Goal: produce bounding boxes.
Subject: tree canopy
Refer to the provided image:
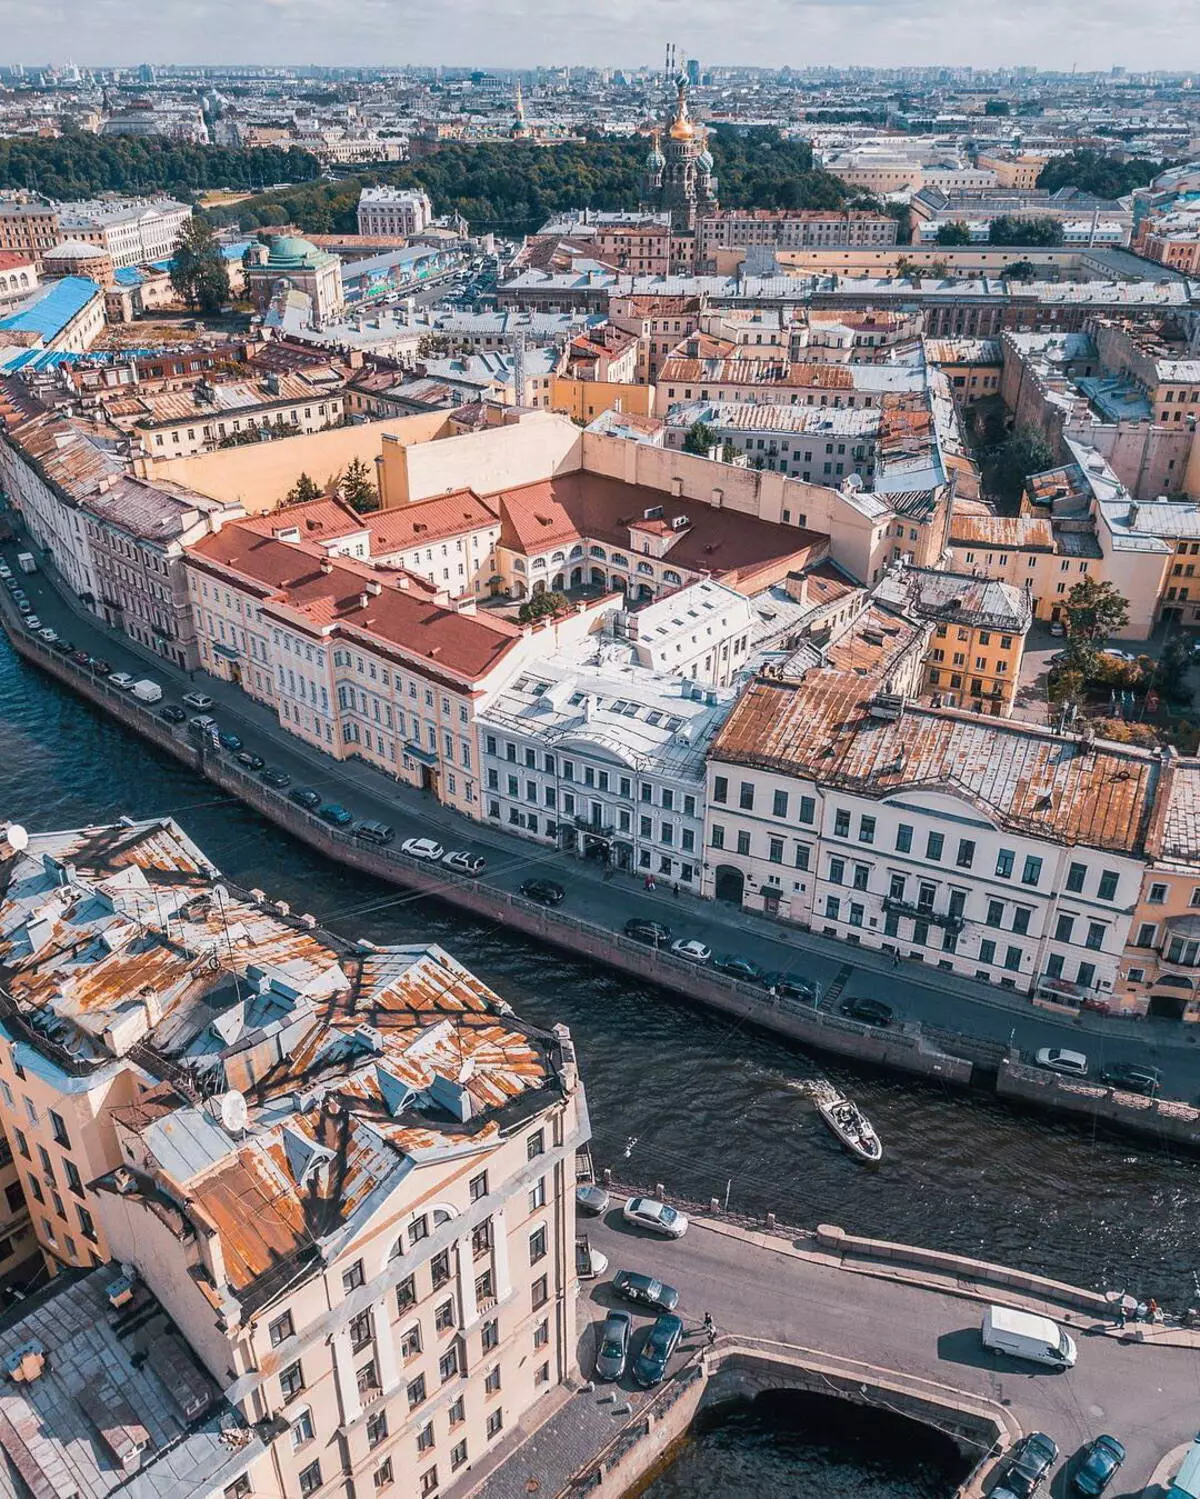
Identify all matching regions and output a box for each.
[988,215,1064,246]
[1036,150,1167,200]
[935,220,972,246]
[285,473,322,505]
[338,456,379,514]
[1064,577,1130,675]
[169,216,230,313]
[682,421,716,456]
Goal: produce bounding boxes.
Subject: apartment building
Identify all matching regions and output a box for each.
[357,186,434,238]
[975,153,1049,190]
[0,817,589,1498]
[695,208,898,268]
[607,293,707,382]
[910,187,1133,248]
[702,624,1157,1004]
[0,203,61,264]
[55,196,192,268]
[0,251,37,308]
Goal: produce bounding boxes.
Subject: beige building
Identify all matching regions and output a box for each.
[0,251,38,307]
[357,186,433,238]
[0,203,62,264]
[0,817,589,1499]
[54,195,192,268]
[245,235,346,325]
[976,152,1048,190]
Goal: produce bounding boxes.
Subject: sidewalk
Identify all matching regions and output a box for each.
[5,531,1200,1100]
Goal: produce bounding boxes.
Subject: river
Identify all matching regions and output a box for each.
[1,632,1195,1494]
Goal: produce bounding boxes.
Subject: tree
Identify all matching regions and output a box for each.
[983,427,1056,508]
[935,220,972,246]
[1037,149,1167,200]
[1064,578,1129,676]
[170,216,231,314]
[682,421,717,456]
[984,99,1011,116]
[1157,634,1195,704]
[285,473,322,505]
[720,440,740,464]
[1002,259,1037,281]
[518,590,569,623]
[988,215,1064,247]
[339,456,379,514]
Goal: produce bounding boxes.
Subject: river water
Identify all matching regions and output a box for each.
[2,634,1196,1494]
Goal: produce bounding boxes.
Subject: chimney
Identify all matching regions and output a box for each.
[366,579,382,596]
[358,591,370,610]
[4,1342,46,1383]
[319,558,334,574]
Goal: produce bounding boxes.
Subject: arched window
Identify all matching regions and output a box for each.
[589,545,607,559]
[637,560,654,575]
[664,570,682,585]
[531,557,546,570]
[551,551,566,564]
[513,558,526,573]
[610,553,628,568]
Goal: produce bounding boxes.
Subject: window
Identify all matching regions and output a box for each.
[290,1408,315,1450]
[408,1374,427,1409]
[269,1311,294,1347]
[995,849,1014,879]
[859,815,876,844]
[773,789,789,819]
[1021,855,1042,887]
[1012,908,1031,936]
[487,1410,504,1439]
[374,1457,395,1490]
[482,1318,499,1351]
[925,832,944,862]
[367,1411,388,1449]
[401,1324,422,1360]
[1136,922,1157,947]
[1085,921,1106,951]
[986,899,1004,927]
[469,1170,489,1202]
[527,1129,545,1160]
[48,1111,70,1149]
[280,1360,305,1402]
[1004,946,1022,972]
[396,1275,416,1312]
[356,1360,379,1397]
[528,1177,546,1213]
[299,1461,322,1497]
[529,1225,547,1263]
[834,809,851,838]
[63,1159,83,1197]
[824,895,840,921]
[895,824,912,853]
[420,1468,439,1498]
[1066,862,1086,893]
[1055,913,1075,943]
[342,1260,365,1294]
[435,1299,455,1333]
[736,830,751,857]
[1148,882,1168,904]
[853,864,869,891]
[829,856,845,885]
[534,1317,550,1348]
[1077,961,1096,989]
[225,1480,251,1499]
[452,1439,469,1470]
[979,939,996,966]
[956,839,975,869]
[484,1364,502,1395]
[350,1309,373,1353]
[799,796,815,824]
[710,824,725,850]
[1097,870,1119,902]
[439,1346,460,1383]
[769,837,784,864]
[532,1274,549,1309]
[76,1205,96,1242]
[475,1269,495,1304]
[449,1396,466,1426]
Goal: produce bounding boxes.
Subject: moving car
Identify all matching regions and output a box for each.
[576,1182,610,1216]
[1099,1063,1160,1096]
[1034,1047,1088,1078]
[400,837,445,862]
[1072,1435,1126,1496]
[182,692,214,711]
[354,820,395,846]
[217,731,243,752]
[632,1313,684,1388]
[109,671,136,691]
[520,879,565,906]
[622,1197,688,1239]
[669,938,711,964]
[981,1305,1077,1369]
[1001,1432,1060,1497]
[594,1310,633,1382]
[716,953,765,983]
[443,850,486,876]
[236,752,266,771]
[624,918,672,947]
[841,997,894,1027]
[319,803,353,827]
[610,1270,679,1313]
[289,787,322,810]
[260,768,292,790]
[159,705,186,724]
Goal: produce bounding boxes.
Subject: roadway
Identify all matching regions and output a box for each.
[5,536,1200,1106]
[577,1208,1200,1497]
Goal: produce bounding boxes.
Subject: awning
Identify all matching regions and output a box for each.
[212,643,240,661]
[403,742,439,768]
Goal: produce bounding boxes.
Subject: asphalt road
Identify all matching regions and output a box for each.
[6,540,1200,1105]
[578,1208,1200,1497]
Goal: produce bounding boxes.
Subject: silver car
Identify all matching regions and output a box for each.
[595,1310,632,1382]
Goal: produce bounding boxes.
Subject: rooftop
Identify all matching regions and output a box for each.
[874,564,1032,632]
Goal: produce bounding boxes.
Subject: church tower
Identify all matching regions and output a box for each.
[642,73,717,232]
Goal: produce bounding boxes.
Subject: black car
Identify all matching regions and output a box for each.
[289,786,322,810]
[89,658,111,675]
[1072,1435,1125,1497]
[319,802,354,827]
[1004,1432,1059,1498]
[610,1270,679,1313]
[260,768,292,790]
[1099,1063,1161,1096]
[159,705,187,724]
[218,731,243,753]
[520,879,565,906]
[775,973,819,1003]
[841,997,894,1028]
[716,953,766,983]
[632,1313,684,1388]
[236,751,266,772]
[50,638,73,654]
[624,918,672,947]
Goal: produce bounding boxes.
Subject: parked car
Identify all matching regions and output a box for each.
[1034,1047,1088,1078]
[188,714,219,740]
[576,1182,610,1216]
[17,600,33,616]
[443,850,486,876]
[400,837,445,862]
[632,1313,685,1388]
[1048,620,1066,637]
[109,671,136,691]
[622,1197,688,1239]
[24,615,40,630]
[289,787,322,810]
[236,752,266,771]
[716,953,766,983]
[260,768,292,790]
[159,705,187,724]
[37,627,57,644]
[611,1270,679,1313]
[1099,1063,1160,1096]
[624,918,672,947]
[0,565,10,579]
[594,1310,633,1382]
[520,878,565,906]
[319,803,354,827]
[51,639,75,656]
[841,997,894,1027]
[669,938,711,964]
[1002,1432,1059,1498]
[1071,1435,1126,1497]
[89,658,111,675]
[354,820,395,846]
[182,692,214,711]
[217,731,243,752]
[775,973,819,1003]
[69,650,90,666]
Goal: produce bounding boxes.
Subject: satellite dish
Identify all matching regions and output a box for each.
[219,1090,248,1135]
[4,825,28,852]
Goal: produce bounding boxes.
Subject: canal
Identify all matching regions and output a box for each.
[2,633,1195,1493]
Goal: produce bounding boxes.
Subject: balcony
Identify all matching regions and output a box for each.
[883,895,964,933]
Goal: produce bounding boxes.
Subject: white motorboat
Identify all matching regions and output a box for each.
[814,1085,883,1164]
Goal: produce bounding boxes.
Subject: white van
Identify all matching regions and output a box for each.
[131,679,163,704]
[1168,1434,1200,1498]
[980,1305,1077,1369]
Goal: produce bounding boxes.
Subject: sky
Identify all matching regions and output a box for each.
[3,0,1199,74]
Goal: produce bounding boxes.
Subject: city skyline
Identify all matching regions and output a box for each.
[3,0,1199,76]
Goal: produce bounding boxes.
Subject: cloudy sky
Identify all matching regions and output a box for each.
[4,0,1198,72]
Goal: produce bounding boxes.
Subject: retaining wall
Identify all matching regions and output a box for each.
[997,1059,1200,1149]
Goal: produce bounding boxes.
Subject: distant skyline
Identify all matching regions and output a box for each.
[4,0,1200,77]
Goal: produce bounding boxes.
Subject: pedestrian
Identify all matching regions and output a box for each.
[1116,1303,1127,1330]
[1148,1296,1160,1321]
[672,882,680,899]
[892,949,900,968]
[703,1311,715,1344]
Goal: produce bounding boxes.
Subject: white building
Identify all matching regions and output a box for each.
[56,196,192,268]
[357,186,434,238]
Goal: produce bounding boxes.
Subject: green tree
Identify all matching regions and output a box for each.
[989,216,1064,246]
[683,421,717,456]
[935,220,972,246]
[518,590,569,623]
[720,440,740,464]
[983,427,1056,508]
[285,473,322,505]
[984,100,1011,116]
[1002,259,1037,281]
[339,456,378,514]
[1157,634,1195,704]
[169,216,231,314]
[1037,149,1166,199]
[1064,578,1130,675]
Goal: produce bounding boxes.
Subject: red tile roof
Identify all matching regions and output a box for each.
[238,497,367,543]
[368,490,500,554]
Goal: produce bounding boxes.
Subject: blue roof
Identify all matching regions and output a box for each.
[0,276,100,341]
[113,266,145,286]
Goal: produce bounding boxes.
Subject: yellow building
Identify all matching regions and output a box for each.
[976,153,1048,190]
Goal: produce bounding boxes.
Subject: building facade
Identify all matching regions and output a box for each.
[357,186,434,238]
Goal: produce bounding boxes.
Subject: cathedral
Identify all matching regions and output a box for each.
[642,73,718,232]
